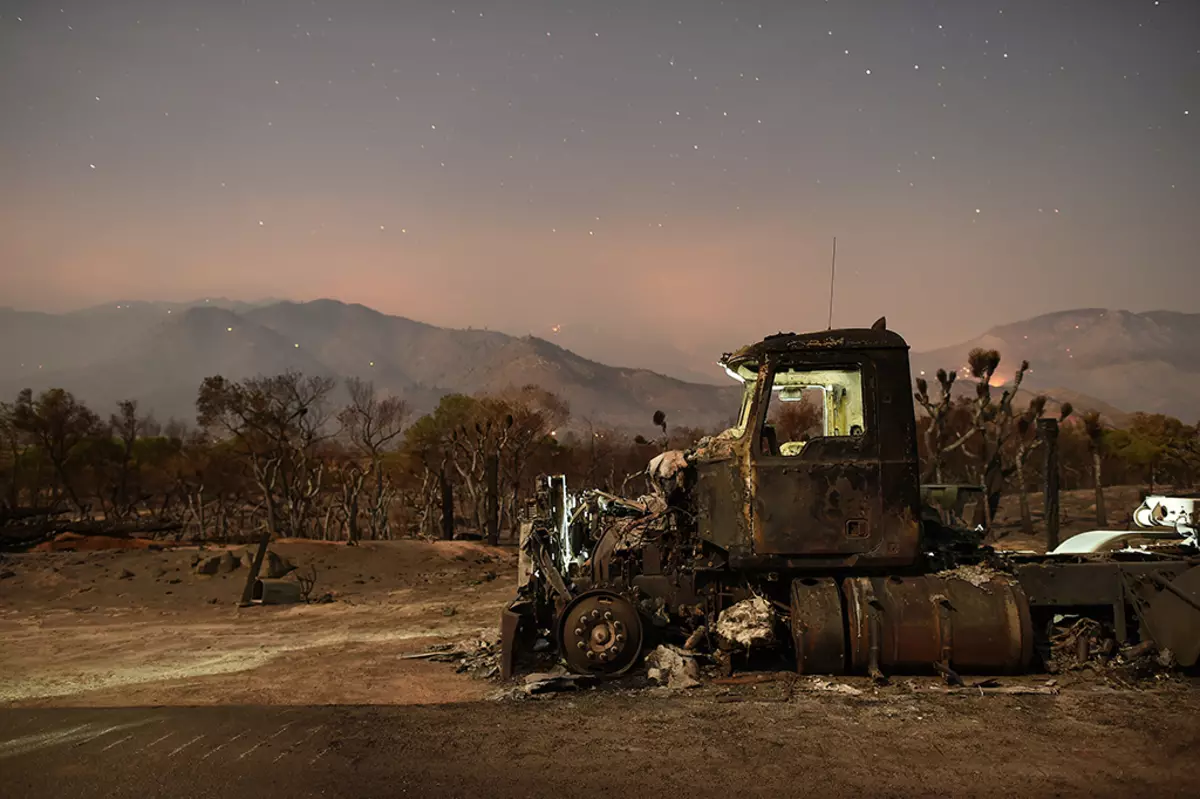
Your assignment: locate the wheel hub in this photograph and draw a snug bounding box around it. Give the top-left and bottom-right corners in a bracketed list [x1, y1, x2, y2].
[557, 590, 643, 675]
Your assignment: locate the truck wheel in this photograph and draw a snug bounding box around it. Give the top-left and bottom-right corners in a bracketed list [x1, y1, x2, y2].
[557, 590, 643, 675]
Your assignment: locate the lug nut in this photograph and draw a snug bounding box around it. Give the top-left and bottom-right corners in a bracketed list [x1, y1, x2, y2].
[585, 651, 595, 660]
[598, 652, 608, 662]
[591, 609, 600, 619]
[603, 611, 613, 620]
[579, 615, 589, 626]
[574, 627, 583, 637]
[577, 641, 586, 650]
[616, 633, 625, 642]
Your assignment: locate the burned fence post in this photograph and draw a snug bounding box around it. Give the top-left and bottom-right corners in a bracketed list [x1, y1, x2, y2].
[440, 468, 454, 541]
[1038, 417, 1060, 552]
[485, 453, 500, 547]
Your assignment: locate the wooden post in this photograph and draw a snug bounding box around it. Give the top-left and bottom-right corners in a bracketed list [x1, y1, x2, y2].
[1038, 418, 1060, 552]
[440, 468, 454, 541]
[485, 453, 500, 547]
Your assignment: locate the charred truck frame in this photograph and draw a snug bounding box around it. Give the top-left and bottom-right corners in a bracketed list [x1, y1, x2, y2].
[500, 318, 1200, 680]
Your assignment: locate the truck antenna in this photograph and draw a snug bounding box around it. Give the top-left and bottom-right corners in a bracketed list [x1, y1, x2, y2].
[827, 236, 837, 329]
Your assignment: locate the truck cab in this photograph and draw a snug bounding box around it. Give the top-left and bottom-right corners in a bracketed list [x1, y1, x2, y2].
[694, 318, 923, 571]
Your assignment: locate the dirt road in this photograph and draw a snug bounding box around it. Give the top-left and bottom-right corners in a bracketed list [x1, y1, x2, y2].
[4, 688, 1199, 799]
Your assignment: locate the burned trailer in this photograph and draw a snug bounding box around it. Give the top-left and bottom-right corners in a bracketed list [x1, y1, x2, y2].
[499, 318, 1200, 681]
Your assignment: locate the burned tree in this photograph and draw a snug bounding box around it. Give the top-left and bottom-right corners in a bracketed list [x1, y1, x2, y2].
[107, 399, 151, 520]
[401, 394, 478, 538]
[948, 349, 1035, 529]
[11, 388, 100, 513]
[1082, 411, 1108, 527]
[497, 386, 567, 533]
[196, 371, 336, 604]
[653, 410, 668, 451]
[1012, 398, 1073, 535]
[914, 368, 954, 482]
[0, 401, 22, 511]
[336, 377, 410, 543]
[914, 368, 978, 483]
[916, 349, 1067, 532]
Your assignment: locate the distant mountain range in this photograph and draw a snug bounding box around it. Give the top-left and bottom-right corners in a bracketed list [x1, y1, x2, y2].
[0, 299, 741, 434]
[910, 309, 1200, 423]
[0, 301, 1195, 432]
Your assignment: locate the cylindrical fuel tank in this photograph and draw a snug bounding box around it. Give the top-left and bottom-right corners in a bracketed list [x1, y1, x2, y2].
[842, 575, 1033, 675]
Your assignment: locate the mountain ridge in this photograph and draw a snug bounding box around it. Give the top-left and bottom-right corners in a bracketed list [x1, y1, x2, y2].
[910, 308, 1200, 420]
[2, 300, 1195, 432]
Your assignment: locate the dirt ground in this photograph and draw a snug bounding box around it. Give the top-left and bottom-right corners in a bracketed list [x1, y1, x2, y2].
[1, 484, 1197, 797]
[0, 538, 517, 706]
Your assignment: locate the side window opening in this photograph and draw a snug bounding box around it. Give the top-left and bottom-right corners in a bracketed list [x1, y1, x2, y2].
[761, 366, 866, 456]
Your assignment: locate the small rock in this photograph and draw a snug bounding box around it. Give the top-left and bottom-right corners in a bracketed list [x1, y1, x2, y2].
[217, 551, 239, 573]
[118, 569, 135, 580]
[208, 598, 219, 604]
[0, 570, 16, 580]
[194, 555, 222, 575]
[263, 551, 296, 578]
[442, 606, 457, 617]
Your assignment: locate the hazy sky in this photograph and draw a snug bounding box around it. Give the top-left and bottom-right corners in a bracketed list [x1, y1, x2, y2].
[1, 0, 1197, 364]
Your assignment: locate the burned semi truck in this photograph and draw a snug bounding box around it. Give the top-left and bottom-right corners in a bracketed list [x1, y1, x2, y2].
[499, 318, 1200, 680]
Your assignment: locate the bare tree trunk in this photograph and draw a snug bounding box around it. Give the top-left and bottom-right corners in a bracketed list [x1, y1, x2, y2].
[440, 469, 454, 541]
[485, 453, 499, 546]
[1016, 454, 1033, 535]
[345, 471, 363, 545]
[1092, 451, 1107, 527]
[1039, 418, 1060, 552]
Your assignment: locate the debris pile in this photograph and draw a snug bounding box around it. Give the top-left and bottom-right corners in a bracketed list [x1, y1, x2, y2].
[645, 645, 700, 689]
[1048, 616, 1180, 685]
[402, 636, 504, 680]
[935, 562, 1005, 589]
[715, 596, 777, 651]
[521, 668, 598, 695]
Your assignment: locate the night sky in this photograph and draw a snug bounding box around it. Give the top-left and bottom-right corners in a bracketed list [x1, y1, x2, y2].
[1, 0, 1197, 369]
